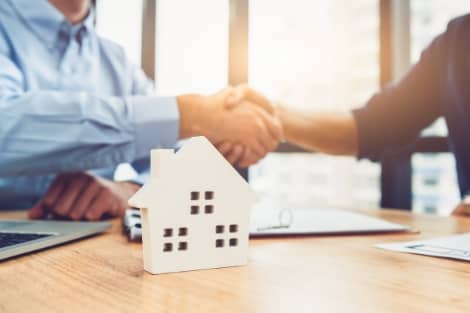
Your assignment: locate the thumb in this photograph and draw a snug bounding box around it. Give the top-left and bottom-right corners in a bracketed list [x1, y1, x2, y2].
[29, 202, 46, 219]
[215, 86, 241, 110]
[224, 95, 239, 109]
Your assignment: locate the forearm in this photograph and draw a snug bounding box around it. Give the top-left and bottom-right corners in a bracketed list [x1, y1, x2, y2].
[177, 94, 212, 139]
[277, 105, 358, 156]
[0, 91, 179, 176]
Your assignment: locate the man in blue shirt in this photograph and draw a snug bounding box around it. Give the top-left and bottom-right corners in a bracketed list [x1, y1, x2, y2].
[0, 0, 281, 220]
[222, 14, 470, 216]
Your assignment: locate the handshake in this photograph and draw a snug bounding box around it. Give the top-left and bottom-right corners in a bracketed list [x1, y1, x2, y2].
[178, 84, 283, 168]
[29, 85, 283, 221]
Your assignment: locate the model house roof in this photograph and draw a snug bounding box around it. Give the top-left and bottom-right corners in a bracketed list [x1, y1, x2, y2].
[128, 136, 257, 208]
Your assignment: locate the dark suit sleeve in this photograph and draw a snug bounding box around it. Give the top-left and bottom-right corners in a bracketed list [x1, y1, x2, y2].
[352, 29, 447, 161]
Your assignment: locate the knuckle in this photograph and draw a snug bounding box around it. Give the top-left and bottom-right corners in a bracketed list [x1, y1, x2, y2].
[239, 85, 249, 96]
[82, 174, 93, 185]
[255, 120, 265, 131]
[90, 175, 100, 184]
[53, 207, 66, 217]
[42, 196, 54, 207]
[102, 187, 112, 198]
[70, 212, 81, 221]
[85, 212, 97, 221]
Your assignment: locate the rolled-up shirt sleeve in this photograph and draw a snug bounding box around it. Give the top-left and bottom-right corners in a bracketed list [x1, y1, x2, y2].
[352, 28, 447, 161]
[0, 55, 180, 177]
[131, 95, 179, 158]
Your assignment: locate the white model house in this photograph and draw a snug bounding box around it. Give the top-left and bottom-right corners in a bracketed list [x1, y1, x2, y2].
[128, 136, 257, 274]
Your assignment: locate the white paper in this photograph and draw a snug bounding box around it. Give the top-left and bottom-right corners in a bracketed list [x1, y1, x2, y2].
[376, 233, 470, 261]
[250, 208, 410, 236]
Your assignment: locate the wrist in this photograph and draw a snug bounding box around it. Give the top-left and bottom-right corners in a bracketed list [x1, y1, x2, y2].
[276, 104, 292, 141]
[177, 94, 211, 139]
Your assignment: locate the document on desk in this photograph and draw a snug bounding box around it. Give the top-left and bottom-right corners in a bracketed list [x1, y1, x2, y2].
[376, 233, 470, 261]
[250, 208, 411, 237]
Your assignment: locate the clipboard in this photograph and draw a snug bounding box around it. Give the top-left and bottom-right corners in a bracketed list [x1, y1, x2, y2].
[249, 208, 413, 237]
[123, 208, 413, 241]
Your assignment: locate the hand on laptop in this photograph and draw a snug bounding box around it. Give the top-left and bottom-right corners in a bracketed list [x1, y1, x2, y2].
[29, 172, 140, 221]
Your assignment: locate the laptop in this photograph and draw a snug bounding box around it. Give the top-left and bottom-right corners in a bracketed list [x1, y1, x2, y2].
[0, 219, 111, 260]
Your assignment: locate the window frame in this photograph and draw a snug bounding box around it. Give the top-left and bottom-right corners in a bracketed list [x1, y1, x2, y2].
[139, 0, 450, 210]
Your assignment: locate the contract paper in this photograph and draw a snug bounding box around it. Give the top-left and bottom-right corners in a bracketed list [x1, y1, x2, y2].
[250, 208, 411, 237]
[376, 233, 470, 261]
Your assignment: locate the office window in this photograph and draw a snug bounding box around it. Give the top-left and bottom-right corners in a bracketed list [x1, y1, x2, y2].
[154, 0, 229, 95]
[95, 1, 144, 181]
[95, 0, 143, 65]
[410, 0, 470, 65]
[249, 0, 381, 210]
[409, 0, 469, 214]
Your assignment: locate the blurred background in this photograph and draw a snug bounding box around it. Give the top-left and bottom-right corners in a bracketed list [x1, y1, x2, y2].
[95, 0, 470, 215]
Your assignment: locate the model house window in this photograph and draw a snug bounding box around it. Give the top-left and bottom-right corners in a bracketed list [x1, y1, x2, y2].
[228, 224, 238, 247]
[163, 242, 172, 252]
[215, 224, 238, 248]
[190, 191, 215, 215]
[163, 227, 189, 252]
[204, 205, 214, 214]
[178, 242, 188, 251]
[163, 228, 173, 237]
[190, 205, 199, 215]
[178, 227, 188, 236]
[190, 191, 200, 201]
[205, 191, 214, 200]
[215, 239, 224, 248]
[229, 224, 238, 233]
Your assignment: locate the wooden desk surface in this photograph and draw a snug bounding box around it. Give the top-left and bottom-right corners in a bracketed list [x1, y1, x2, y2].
[0, 209, 469, 313]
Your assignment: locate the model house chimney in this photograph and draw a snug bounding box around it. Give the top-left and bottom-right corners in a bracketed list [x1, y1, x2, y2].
[150, 149, 174, 179]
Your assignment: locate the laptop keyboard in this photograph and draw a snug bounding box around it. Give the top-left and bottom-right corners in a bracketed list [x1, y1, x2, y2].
[0, 232, 53, 249]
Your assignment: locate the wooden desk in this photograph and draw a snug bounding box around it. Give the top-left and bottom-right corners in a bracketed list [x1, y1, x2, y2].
[0, 209, 469, 313]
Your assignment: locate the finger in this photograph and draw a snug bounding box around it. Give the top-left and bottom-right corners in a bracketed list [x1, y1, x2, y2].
[224, 86, 245, 110]
[107, 202, 122, 218]
[68, 182, 100, 221]
[237, 84, 274, 114]
[226, 144, 244, 164]
[217, 141, 234, 157]
[238, 149, 260, 168]
[215, 86, 239, 109]
[41, 174, 69, 209]
[252, 104, 283, 143]
[28, 202, 47, 219]
[237, 104, 272, 157]
[225, 94, 240, 110]
[246, 135, 267, 159]
[85, 189, 112, 221]
[246, 108, 278, 154]
[52, 174, 90, 217]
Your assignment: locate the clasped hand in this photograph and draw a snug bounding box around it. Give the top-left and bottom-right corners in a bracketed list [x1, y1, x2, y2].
[29, 85, 282, 221]
[206, 84, 283, 168]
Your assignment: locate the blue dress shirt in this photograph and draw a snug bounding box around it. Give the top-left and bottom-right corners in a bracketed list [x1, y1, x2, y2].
[0, 0, 180, 209]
